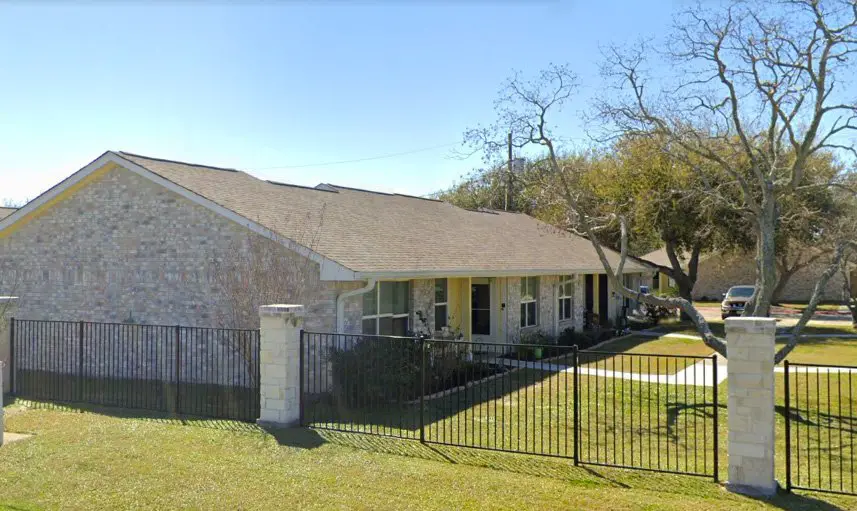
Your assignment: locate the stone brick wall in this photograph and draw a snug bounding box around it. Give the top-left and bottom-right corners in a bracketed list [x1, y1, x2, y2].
[692, 251, 845, 302]
[411, 279, 435, 335]
[0, 165, 345, 331]
[537, 275, 558, 337]
[505, 277, 521, 343]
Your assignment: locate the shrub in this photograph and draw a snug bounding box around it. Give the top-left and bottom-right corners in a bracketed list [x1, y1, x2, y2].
[642, 303, 676, 325]
[520, 329, 553, 345]
[328, 338, 496, 405]
[328, 338, 422, 404]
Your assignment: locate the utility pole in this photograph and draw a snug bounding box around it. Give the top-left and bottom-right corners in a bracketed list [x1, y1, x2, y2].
[505, 131, 513, 211]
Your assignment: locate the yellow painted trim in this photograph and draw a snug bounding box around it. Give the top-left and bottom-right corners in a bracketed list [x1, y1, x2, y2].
[593, 274, 600, 315]
[658, 273, 670, 293]
[448, 278, 462, 331]
[0, 162, 118, 240]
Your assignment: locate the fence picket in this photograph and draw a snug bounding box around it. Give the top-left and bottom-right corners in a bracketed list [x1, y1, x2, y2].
[11, 318, 260, 422]
[300, 331, 717, 478]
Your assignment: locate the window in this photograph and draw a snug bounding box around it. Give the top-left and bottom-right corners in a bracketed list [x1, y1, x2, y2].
[558, 275, 573, 321]
[520, 276, 538, 328]
[362, 281, 410, 335]
[434, 278, 448, 332]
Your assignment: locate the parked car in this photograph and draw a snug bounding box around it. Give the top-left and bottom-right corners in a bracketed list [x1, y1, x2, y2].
[721, 285, 756, 319]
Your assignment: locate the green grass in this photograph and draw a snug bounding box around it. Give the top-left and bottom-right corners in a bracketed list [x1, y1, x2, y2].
[778, 303, 846, 312]
[660, 319, 857, 338]
[651, 320, 857, 366]
[551, 335, 715, 375]
[3, 325, 857, 510]
[692, 301, 722, 308]
[4, 375, 857, 510]
[776, 338, 857, 367]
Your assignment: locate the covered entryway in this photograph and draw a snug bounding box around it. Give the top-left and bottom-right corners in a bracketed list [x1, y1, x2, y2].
[471, 279, 492, 342]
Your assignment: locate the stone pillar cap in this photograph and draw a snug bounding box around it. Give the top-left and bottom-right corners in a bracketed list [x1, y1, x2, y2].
[259, 304, 305, 317]
[724, 316, 777, 333]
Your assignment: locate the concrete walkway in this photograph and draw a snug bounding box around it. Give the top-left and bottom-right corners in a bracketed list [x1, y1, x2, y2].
[491, 326, 857, 387]
[640, 330, 857, 341]
[1, 432, 32, 446]
[494, 355, 728, 387]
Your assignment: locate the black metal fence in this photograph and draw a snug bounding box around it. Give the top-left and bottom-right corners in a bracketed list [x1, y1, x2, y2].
[10, 318, 260, 422]
[300, 331, 719, 479]
[784, 360, 857, 496]
[576, 350, 718, 478]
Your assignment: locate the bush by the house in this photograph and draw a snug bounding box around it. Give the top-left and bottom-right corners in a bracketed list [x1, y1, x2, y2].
[328, 338, 500, 405]
[642, 303, 676, 324]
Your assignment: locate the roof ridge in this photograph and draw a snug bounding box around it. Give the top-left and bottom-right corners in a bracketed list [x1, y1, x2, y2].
[323, 183, 443, 203]
[267, 180, 339, 193]
[117, 151, 241, 173]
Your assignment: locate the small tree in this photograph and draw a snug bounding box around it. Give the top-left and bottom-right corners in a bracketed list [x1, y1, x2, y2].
[210, 211, 326, 383]
[212, 210, 326, 329]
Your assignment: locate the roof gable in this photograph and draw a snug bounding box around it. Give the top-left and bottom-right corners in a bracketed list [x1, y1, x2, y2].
[117, 152, 648, 277]
[1, 150, 650, 279]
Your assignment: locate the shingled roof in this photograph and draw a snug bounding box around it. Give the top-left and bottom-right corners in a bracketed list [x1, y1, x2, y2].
[0, 207, 16, 220]
[98, 152, 653, 277]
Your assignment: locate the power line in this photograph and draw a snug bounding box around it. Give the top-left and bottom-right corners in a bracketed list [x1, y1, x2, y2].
[250, 142, 459, 170]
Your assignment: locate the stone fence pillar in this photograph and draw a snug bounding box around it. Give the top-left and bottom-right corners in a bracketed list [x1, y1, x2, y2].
[725, 317, 777, 496]
[0, 297, 19, 396]
[257, 304, 304, 428]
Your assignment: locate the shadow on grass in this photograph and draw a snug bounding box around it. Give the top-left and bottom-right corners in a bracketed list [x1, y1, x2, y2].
[4, 396, 264, 433]
[767, 489, 852, 511]
[665, 401, 724, 440]
[268, 426, 855, 509]
[304, 367, 569, 435]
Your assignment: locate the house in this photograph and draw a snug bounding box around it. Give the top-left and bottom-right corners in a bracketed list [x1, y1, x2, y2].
[0, 151, 650, 342]
[642, 247, 845, 302]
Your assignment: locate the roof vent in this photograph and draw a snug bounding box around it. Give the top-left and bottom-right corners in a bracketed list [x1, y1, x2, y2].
[315, 183, 339, 192]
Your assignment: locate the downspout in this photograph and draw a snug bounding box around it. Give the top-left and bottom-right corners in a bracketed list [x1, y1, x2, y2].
[336, 278, 376, 333]
[504, 278, 509, 345]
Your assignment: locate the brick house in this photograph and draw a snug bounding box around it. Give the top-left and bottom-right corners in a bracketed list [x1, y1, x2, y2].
[642, 247, 846, 302]
[0, 151, 650, 341]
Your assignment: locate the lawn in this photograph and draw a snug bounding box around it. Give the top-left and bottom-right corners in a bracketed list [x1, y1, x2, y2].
[0, 399, 853, 511]
[775, 337, 857, 367]
[778, 303, 846, 312]
[658, 319, 857, 339]
[552, 334, 715, 375]
[3, 322, 857, 510]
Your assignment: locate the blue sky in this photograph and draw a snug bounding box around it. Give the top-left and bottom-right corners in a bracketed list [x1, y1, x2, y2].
[0, 1, 684, 204]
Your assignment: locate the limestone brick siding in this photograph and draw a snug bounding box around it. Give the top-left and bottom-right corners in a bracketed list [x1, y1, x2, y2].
[411, 279, 435, 335]
[692, 252, 845, 302]
[0, 165, 341, 330]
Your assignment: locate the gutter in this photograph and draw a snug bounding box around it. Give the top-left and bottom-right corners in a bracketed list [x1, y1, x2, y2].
[335, 279, 376, 333]
[355, 267, 650, 280]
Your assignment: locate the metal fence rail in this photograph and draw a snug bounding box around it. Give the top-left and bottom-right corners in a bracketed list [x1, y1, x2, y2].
[11, 318, 260, 422]
[576, 350, 718, 478]
[300, 331, 718, 478]
[784, 360, 857, 496]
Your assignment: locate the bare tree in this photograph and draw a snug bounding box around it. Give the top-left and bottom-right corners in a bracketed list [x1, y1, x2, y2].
[597, 0, 857, 318]
[209, 210, 326, 383]
[211, 209, 326, 329]
[465, 0, 857, 361]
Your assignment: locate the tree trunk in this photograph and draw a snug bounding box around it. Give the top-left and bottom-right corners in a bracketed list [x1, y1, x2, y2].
[749, 193, 777, 317]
